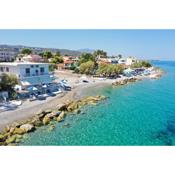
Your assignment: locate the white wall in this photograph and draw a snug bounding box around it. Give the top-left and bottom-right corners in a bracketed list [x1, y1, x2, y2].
[0, 63, 49, 79]
[19, 64, 49, 78]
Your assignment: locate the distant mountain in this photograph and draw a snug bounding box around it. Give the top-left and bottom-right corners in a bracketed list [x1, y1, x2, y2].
[78, 48, 95, 54]
[0, 44, 82, 56]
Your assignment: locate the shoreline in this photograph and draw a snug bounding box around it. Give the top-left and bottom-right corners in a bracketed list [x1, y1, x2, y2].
[0, 80, 111, 132]
[0, 68, 163, 133]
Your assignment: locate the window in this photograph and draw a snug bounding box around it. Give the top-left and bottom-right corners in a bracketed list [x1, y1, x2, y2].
[36, 65, 39, 68]
[25, 68, 30, 76]
[31, 65, 34, 68]
[40, 67, 45, 74]
[6, 67, 9, 72]
[0, 67, 3, 72]
[35, 69, 39, 75]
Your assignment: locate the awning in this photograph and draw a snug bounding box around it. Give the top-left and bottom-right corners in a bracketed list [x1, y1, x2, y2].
[20, 75, 53, 86]
[21, 81, 31, 86]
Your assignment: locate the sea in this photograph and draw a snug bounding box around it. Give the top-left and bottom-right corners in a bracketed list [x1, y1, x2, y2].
[20, 61, 175, 146]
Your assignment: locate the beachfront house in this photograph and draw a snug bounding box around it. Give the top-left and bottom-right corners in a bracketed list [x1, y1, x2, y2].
[16, 54, 44, 62]
[0, 62, 54, 88]
[126, 57, 136, 66]
[118, 57, 136, 66]
[63, 60, 75, 69]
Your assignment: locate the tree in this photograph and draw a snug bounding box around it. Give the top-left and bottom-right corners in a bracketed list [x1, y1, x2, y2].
[97, 63, 124, 77]
[21, 48, 32, 55]
[131, 60, 152, 68]
[79, 53, 95, 65]
[50, 56, 63, 64]
[49, 64, 57, 72]
[55, 51, 61, 57]
[39, 52, 44, 57]
[117, 54, 122, 59]
[0, 73, 18, 91]
[79, 61, 95, 75]
[43, 51, 53, 59]
[93, 50, 107, 58]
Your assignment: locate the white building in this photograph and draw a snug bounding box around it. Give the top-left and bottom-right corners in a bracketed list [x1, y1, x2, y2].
[126, 57, 136, 66]
[0, 62, 53, 87]
[118, 57, 136, 65]
[16, 54, 44, 62]
[0, 49, 16, 62]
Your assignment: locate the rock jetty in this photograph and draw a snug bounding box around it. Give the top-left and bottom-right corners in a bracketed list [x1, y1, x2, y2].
[0, 95, 107, 146]
[112, 77, 139, 86]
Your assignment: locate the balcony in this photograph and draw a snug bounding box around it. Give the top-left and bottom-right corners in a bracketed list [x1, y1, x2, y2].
[23, 73, 49, 77]
[20, 74, 55, 86]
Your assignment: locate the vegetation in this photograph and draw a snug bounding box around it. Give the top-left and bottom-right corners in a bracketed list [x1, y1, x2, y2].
[49, 64, 57, 72]
[117, 54, 122, 59]
[96, 63, 124, 77]
[79, 61, 95, 75]
[21, 48, 32, 55]
[0, 73, 18, 91]
[93, 50, 107, 58]
[50, 55, 64, 64]
[79, 53, 95, 65]
[55, 51, 61, 57]
[43, 51, 53, 62]
[73, 67, 80, 73]
[131, 60, 152, 68]
[0, 73, 18, 99]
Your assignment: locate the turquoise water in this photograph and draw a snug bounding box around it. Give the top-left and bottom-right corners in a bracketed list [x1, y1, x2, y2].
[21, 61, 175, 145]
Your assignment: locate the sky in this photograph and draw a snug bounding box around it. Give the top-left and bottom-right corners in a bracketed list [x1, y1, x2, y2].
[0, 29, 175, 60]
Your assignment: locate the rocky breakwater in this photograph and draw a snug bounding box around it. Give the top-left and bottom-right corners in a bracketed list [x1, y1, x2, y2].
[112, 77, 139, 87]
[0, 95, 107, 146]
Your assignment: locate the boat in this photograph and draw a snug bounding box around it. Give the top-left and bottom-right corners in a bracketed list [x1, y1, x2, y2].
[60, 80, 71, 90]
[52, 89, 62, 95]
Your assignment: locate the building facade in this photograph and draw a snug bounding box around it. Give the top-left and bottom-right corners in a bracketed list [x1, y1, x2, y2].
[0, 62, 53, 87]
[0, 49, 16, 62]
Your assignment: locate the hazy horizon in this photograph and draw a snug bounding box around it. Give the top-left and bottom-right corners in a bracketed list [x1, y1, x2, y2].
[0, 30, 175, 60]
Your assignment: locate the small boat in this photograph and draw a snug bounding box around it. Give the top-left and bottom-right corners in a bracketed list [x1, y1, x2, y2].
[10, 100, 22, 106]
[60, 80, 71, 90]
[37, 95, 46, 100]
[53, 89, 62, 95]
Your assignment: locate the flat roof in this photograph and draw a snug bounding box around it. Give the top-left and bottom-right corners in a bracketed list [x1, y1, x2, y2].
[0, 62, 49, 66]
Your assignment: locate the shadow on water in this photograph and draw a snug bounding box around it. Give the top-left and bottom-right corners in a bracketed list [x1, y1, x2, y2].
[155, 118, 175, 146]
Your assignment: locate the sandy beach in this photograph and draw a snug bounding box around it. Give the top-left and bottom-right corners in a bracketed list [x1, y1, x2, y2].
[0, 70, 112, 132]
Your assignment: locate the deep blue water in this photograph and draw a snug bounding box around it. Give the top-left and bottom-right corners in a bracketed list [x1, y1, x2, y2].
[20, 61, 175, 145]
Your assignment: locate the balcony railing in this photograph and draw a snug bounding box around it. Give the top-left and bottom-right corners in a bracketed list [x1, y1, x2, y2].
[23, 73, 49, 77]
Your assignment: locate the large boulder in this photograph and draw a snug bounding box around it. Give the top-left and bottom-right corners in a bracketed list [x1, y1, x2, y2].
[43, 116, 50, 125]
[56, 111, 65, 122]
[67, 102, 79, 112]
[36, 110, 46, 120]
[44, 109, 52, 114]
[6, 134, 23, 145]
[0, 134, 8, 142]
[9, 127, 15, 134]
[20, 124, 35, 133]
[13, 128, 26, 135]
[47, 111, 61, 119]
[30, 118, 43, 127]
[6, 135, 17, 144]
[57, 103, 68, 111]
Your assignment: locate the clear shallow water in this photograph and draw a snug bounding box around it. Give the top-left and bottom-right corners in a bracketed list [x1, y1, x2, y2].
[21, 61, 175, 145]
